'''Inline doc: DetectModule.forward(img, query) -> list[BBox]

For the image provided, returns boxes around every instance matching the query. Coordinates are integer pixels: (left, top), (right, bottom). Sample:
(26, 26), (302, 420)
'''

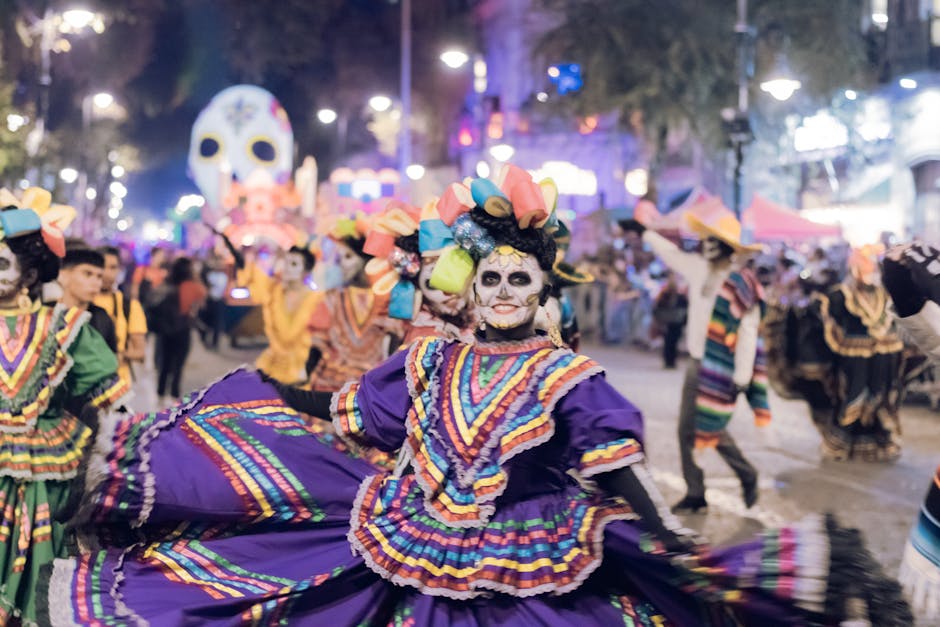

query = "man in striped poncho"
(621, 210), (767, 515)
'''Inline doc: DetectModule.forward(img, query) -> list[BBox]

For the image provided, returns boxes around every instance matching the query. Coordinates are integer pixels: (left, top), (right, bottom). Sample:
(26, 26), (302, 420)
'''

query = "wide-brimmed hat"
(686, 213), (763, 255)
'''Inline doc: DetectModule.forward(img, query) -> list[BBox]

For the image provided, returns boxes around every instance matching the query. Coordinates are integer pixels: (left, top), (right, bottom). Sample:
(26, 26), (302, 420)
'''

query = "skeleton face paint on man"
(419, 256), (467, 316)
(0, 243), (24, 303)
(473, 246), (545, 330)
(703, 237), (732, 262)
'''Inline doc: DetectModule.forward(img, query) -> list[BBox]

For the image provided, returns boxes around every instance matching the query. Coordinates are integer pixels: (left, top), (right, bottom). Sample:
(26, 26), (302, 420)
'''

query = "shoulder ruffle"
(0, 305), (88, 433)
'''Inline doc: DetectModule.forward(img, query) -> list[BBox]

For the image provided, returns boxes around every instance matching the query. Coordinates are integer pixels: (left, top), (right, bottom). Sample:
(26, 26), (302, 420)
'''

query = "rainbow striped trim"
(696, 270), (770, 447)
(578, 437), (644, 478)
(399, 337), (603, 526)
(0, 412), (92, 481)
(350, 473), (632, 599)
(0, 306), (86, 433)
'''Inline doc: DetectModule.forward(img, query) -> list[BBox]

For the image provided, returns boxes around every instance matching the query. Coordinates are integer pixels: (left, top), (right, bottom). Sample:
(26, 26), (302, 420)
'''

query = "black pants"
(157, 330), (192, 398)
(662, 322), (683, 368)
(204, 298), (226, 349)
(678, 359), (757, 499)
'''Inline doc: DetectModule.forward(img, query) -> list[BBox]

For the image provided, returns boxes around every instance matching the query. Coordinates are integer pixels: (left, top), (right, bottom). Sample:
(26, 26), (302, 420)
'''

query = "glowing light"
(900, 77), (918, 89)
(624, 169), (649, 196)
(405, 164), (425, 181)
(844, 89), (858, 101)
(111, 164), (125, 178)
(536, 92), (549, 103)
(17, 179), (30, 190)
(116, 219), (129, 231)
(110, 197), (123, 210)
(142, 220), (161, 242)
(579, 115), (599, 134)
(486, 112), (504, 139)
(547, 66), (560, 78)
(475, 161), (491, 178)
(368, 95), (392, 112)
(317, 108), (338, 124)
(62, 9), (96, 30)
(489, 144), (515, 162)
(109, 181), (127, 198)
(529, 161), (597, 196)
(176, 194), (205, 215)
(440, 49), (469, 69)
(6, 113), (26, 132)
(85, 187), (97, 200)
(108, 207), (120, 219)
(871, 12), (888, 27)
(458, 128), (473, 146)
(794, 111), (848, 152)
(92, 92), (114, 109)
(59, 167), (79, 183)
(760, 77), (802, 101)
(473, 58), (487, 94)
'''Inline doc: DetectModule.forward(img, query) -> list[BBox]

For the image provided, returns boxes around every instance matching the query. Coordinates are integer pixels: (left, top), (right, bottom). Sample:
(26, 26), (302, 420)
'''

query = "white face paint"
(473, 246), (545, 330)
(282, 252), (307, 284)
(703, 237), (731, 262)
(420, 256), (467, 316)
(188, 85), (294, 208)
(337, 242), (366, 285)
(0, 243), (23, 301)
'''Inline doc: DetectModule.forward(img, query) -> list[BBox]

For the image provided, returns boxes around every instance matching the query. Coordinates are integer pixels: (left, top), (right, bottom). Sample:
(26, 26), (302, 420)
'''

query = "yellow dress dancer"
(218, 231), (322, 385)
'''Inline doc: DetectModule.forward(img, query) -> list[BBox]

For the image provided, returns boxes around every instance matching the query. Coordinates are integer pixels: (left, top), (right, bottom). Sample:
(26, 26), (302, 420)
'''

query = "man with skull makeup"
(47, 167), (909, 626)
(0, 189), (128, 625)
(621, 211), (768, 515)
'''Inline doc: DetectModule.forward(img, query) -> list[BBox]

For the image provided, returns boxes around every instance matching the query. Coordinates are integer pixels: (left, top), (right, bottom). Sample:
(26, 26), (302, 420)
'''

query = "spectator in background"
(653, 270), (688, 369)
(95, 246), (147, 388)
(131, 246), (168, 308)
(59, 244), (118, 354)
(150, 257), (207, 405)
(200, 252), (230, 350)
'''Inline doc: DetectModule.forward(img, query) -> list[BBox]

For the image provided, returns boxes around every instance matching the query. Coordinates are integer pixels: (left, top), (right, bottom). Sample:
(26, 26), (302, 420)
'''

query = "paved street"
(132, 334), (938, 621)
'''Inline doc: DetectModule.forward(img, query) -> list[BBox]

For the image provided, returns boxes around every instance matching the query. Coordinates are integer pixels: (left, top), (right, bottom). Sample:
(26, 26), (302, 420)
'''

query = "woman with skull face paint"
(47, 168), (910, 625)
(0, 192), (128, 625)
(304, 217), (405, 392)
(218, 227), (322, 385)
(768, 245), (910, 462)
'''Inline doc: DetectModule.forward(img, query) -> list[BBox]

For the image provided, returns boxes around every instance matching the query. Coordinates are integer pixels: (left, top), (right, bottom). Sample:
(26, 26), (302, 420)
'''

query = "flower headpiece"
(427, 164), (559, 294)
(363, 200), (423, 319)
(327, 212), (371, 242)
(0, 187), (77, 258)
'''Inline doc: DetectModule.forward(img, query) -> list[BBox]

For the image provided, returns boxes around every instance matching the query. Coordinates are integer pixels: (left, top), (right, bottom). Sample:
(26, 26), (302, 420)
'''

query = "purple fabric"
(57, 367), (844, 626)
(342, 348), (411, 451)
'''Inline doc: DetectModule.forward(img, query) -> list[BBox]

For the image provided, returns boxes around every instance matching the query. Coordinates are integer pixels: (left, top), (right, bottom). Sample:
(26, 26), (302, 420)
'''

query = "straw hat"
(686, 213), (763, 255)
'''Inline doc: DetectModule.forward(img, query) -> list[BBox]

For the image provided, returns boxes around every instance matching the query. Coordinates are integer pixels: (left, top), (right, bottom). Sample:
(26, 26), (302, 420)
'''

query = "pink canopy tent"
(742, 195), (842, 242)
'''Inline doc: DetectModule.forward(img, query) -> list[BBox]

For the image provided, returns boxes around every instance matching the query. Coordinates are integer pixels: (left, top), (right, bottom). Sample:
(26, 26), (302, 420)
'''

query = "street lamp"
(369, 95), (393, 113)
(59, 167), (79, 183)
(317, 108), (338, 124)
(489, 144), (515, 162)
(440, 49), (470, 70)
(405, 164), (425, 181)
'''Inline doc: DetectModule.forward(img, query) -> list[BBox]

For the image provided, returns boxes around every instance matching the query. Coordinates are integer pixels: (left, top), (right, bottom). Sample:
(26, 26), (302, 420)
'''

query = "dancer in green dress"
(0, 190), (128, 624)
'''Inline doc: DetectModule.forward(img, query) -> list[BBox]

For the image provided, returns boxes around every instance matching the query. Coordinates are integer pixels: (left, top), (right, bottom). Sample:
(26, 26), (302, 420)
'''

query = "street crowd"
(2, 174), (938, 625)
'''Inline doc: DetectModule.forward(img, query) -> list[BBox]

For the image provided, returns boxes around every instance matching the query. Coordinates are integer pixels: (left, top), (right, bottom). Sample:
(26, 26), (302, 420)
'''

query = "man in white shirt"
(621, 212), (765, 514)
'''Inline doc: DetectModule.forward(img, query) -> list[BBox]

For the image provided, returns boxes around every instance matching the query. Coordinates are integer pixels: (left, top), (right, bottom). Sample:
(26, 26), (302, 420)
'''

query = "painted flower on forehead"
(492, 244), (529, 267)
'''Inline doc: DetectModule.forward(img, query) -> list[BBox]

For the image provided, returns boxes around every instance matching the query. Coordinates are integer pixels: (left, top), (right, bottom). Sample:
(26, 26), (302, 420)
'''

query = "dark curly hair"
(394, 232), (420, 255)
(335, 235), (369, 260)
(287, 246), (317, 272)
(469, 207), (556, 272)
(1, 206), (60, 296)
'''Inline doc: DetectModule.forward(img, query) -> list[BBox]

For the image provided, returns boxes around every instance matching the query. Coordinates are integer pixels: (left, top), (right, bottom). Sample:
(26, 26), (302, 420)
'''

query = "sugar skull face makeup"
(337, 242), (366, 284)
(419, 256), (467, 316)
(703, 237), (730, 262)
(282, 251), (307, 284)
(472, 246), (545, 330)
(0, 243), (23, 301)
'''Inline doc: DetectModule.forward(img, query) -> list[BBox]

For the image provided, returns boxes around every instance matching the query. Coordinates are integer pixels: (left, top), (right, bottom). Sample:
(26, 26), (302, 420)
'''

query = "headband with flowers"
(363, 200), (423, 320)
(0, 187), (77, 258)
(427, 164), (559, 295)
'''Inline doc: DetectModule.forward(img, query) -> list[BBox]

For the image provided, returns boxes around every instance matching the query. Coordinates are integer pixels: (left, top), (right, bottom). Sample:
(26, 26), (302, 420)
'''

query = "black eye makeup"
(481, 271), (501, 286)
(508, 272), (532, 286)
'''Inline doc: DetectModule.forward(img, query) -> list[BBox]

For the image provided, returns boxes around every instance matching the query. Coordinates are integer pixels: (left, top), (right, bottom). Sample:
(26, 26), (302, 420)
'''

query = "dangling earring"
(16, 287), (32, 311)
(541, 306), (565, 348)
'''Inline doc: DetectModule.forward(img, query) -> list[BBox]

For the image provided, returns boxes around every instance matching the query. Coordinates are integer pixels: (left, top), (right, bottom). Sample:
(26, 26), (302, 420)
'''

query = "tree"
(537, 0), (874, 180)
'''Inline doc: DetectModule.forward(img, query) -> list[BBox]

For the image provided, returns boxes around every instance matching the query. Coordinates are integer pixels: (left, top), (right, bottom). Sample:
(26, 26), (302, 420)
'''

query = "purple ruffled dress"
(42, 336), (908, 625)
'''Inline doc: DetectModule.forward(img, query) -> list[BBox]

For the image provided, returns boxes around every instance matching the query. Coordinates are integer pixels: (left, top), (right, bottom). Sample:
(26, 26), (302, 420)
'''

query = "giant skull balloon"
(188, 85), (294, 208)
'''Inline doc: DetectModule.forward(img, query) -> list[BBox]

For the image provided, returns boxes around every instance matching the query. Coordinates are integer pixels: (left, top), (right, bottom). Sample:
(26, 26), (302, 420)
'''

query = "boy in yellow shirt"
(94, 246), (148, 386)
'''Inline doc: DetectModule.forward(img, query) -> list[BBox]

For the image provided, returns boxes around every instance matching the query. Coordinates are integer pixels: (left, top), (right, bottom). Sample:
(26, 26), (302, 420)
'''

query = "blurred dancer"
(621, 212), (767, 514)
